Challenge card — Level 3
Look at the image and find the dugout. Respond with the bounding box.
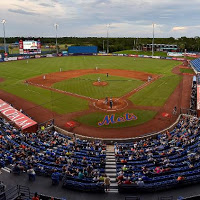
[68,46,98,55]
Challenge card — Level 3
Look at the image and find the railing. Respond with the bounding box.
[0,185,18,200]
[38,119,54,130]
[0,185,31,200]
[0,184,66,200]
[180,108,197,116]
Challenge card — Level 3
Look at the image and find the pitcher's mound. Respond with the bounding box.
[93,98,128,112]
[93,81,108,86]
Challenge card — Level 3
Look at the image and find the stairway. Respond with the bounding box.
[105,145,118,193]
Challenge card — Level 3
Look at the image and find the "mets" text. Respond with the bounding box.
[98,113,137,126]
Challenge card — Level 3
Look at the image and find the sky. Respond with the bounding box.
[0,0,200,38]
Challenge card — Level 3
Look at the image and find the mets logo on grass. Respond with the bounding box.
[98,113,137,126]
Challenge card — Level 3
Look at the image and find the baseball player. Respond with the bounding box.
[110,98,113,109]
[98,77,101,83]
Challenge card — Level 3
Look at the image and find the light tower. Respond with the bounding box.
[54,23,59,54]
[106,24,110,54]
[1,19,6,54]
[152,23,155,57]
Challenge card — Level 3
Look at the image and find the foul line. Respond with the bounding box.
[26,81,97,101]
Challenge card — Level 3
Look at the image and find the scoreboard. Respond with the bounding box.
[19,39,41,54]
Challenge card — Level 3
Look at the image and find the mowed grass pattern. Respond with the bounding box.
[129,75,182,106]
[53,74,143,99]
[0,56,181,115]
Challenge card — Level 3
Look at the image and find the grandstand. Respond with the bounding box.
[190,58,200,73]
[1,112,200,199]
[189,58,200,117]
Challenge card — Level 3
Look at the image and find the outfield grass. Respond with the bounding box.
[75,109,157,128]
[129,75,182,106]
[52,74,143,99]
[180,68,195,74]
[0,56,181,115]
[0,81,88,114]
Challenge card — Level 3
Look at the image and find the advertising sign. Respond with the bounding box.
[19,40,23,49]
[35,55,41,58]
[167,52,183,57]
[0,99,38,132]
[0,54,3,62]
[197,85,200,110]
[62,51,68,56]
[47,54,53,57]
[17,56,24,60]
[37,39,41,49]
[4,57,18,61]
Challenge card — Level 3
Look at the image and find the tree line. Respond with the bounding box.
[1,36,200,52]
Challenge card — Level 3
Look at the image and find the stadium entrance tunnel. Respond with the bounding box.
[93,98,128,112]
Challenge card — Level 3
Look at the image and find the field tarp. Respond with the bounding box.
[0,99,38,132]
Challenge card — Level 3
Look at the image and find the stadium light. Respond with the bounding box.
[106,24,110,54]
[1,19,6,54]
[152,23,155,57]
[54,23,59,54]
[103,40,105,52]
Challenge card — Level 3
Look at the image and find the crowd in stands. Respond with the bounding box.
[0,116,106,192]
[115,115,200,192]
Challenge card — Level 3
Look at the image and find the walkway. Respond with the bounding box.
[105,145,118,193]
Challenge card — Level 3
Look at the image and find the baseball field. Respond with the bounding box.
[0,56,191,138]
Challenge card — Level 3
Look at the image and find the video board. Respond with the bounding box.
[19,39,41,54]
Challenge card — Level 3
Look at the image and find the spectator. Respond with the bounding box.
[32,192,39,200]
[104,174,110,191]
[136,178,144,186]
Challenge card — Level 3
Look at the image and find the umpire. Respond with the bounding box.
[110,99,113,109]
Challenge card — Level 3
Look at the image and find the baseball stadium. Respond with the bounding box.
[1,2,200,199]
[1,44,200,200]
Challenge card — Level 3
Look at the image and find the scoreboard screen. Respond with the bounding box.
[23,41,38,50]
[19,39,41,54]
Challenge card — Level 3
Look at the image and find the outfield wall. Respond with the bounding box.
[0,52,186,62]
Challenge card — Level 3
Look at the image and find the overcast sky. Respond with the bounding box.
[1,0,200,38]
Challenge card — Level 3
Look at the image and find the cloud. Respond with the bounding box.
[39,3,54,7]
[1,0,200,37]
[172,26,187,31]
[8,8,38,16]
